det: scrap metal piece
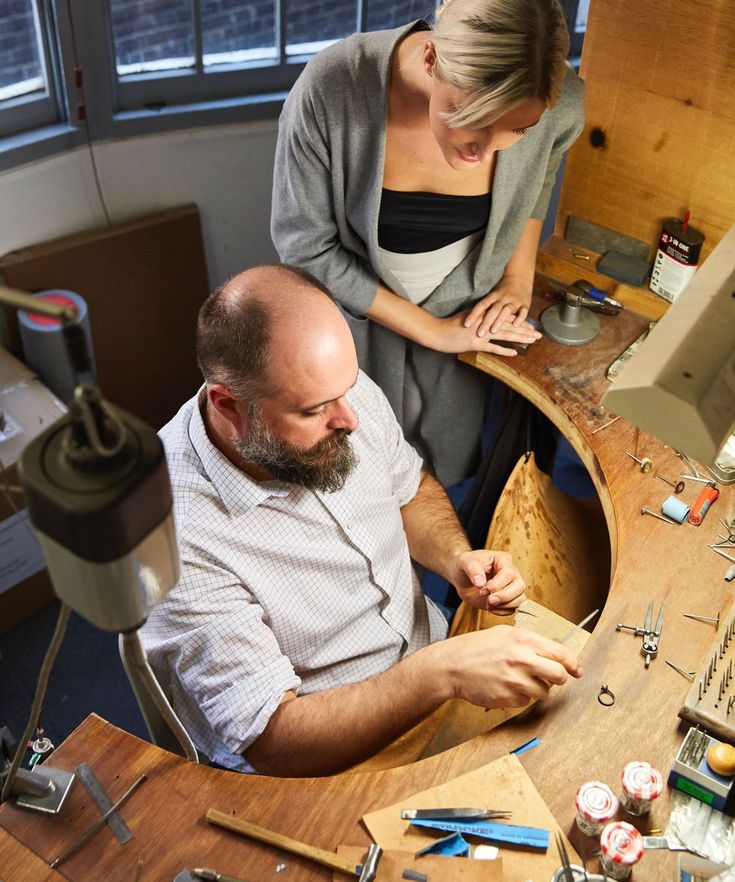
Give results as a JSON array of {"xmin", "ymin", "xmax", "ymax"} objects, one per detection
[
  {"xmin": 358, "ymin": 844, "xmax": 383, "ymax": 882},
  {"xmin": 50, "ymin": 773, "xmax": 147, "ymax": 869},
  {"xmin": 12, "ymin": 765, "xmax": 75, "ymax": 815},
  {"xmin": 75, "ymin": 762, "xmax": 133, "ymax": 844}
]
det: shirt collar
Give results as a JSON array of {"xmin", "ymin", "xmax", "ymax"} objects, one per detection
[{"xmin": 188, "ymin": 387, "xmax": 291, "ymax": 516}]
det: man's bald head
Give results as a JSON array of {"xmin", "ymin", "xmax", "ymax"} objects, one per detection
[{"xmin": 197, "ymin": 264, "xmax": 350, "ymax": 402}]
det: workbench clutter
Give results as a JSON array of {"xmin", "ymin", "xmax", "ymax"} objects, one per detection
[
  {"xmin": 539, "ymin": 278, "xmax": 624, "ymax": 346},
  {"xmin": 361, "ymin": 754, "xmax": 577, "ymax": 880},
  {"xmin": 623, "ymin": 444, "xmax": 735, "ymax": 581},
  {"xmin": 204, "ymin": 807, "xmax": 498, "ymax": 882}
]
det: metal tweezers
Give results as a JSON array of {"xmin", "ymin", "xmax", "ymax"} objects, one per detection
[
  {"xmin": 400, "ymin": 807, "xmax": 512, "ymax": 821},
  {"xmin": 553, "ymin": 830, "xmax": 606, "ymax": 881}
]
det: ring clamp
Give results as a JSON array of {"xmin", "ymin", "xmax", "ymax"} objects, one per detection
[{"xmin": 598, "ymin": 685, "xmax": 615, "ymax": 706}]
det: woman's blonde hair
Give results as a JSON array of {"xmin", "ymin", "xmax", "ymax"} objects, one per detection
[{"xmin": 432, "ymin": 0, "xmax": 570, "ymax": 128}]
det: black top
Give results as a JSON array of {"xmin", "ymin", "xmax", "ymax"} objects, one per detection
[{"xmin": 378, "ymin": 188, "xmax": 491, "ymax": 254}]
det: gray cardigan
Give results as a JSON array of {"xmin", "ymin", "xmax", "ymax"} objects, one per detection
[{"xmin": 271, "ymin": 22, "xmax": 585, "ymax": 486}]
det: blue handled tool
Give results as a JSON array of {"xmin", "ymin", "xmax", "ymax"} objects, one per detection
[{"xmin": 409, "ymin": 817, "xmax": 549, "ymax": 850}]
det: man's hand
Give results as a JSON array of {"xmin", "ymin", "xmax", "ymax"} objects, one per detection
[
  {"xmin": 448, "ymin": 549, "xmax": 527, "ymax": 614},
  {"xmin": 432, "ymin": 625, "xmax": 583, "ymax": 709}
]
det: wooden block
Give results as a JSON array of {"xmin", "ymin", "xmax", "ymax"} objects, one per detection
[
  {"xmin": 679, "ymin": 603, "xmax": 735, "ymax": 743},
  {"xmin": 335, "ymin": 846, "xmax": 503, "ymax": 881},
  {"xmin": 362, "ymin": 753, "xmax": 575, "ymax": 882}
]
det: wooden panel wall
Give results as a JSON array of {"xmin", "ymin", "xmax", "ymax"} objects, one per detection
[
  {"xmin": 557, "ymin": 0, "xmax": 735, "ymax": 262},
  {"xmin": 0, "ymin": 205, "xmax": 209, "ymax": 429}
]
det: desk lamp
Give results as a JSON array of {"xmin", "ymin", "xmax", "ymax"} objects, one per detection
[
  {"xmin": 603, "ymin": 223, "xmax": 735, "ymax": 480},
  {"xmin": 0, "ymin": 286, "xmax": 196, "ymax": 815}
]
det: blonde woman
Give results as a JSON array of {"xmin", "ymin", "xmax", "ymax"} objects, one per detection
[{"xmin": 271, "ymin": 0, "xmax": 584, "ymax": 487}]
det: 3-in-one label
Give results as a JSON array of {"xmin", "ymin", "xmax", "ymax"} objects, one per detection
[{"xmin": 649, "ymin": 218, "xmax": 704, "ymax": 302}]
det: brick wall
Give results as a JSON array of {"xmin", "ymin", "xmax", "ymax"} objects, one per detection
[
  {"xmin": 0, "ymin": 0, "xmax": 436, "ymax": 89},
  {"xmin": 109, "ymin": 0, "xmax": 435, "ymax": 66}
]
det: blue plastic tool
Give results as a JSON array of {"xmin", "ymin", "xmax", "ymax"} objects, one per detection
[
  {"xmin": 415, "ymin": 832, "xmax": 471, "ymax": 857},
  {"xmin": 510, "ymin": 736, "xmax": 541, "ymax": 756},
  {"xmin": 410, "ymin": 818, "xmax": 549, "ymax": 850}
]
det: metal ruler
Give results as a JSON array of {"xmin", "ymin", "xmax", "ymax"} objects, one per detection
[{"xmin": 75, "ymin": 763, "xmax": 134, "ymax": 844}]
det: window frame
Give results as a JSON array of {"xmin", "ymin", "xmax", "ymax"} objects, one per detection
[
  {"xmin": 0, "ymin": 0, "xmax": 66, "ymax": 139},
  {"xmin": 1, "ymin": 0, "xmax": 588, "ymax": 170}
]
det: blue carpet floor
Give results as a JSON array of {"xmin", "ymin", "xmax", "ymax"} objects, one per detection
[{"xmin": 0, "ymin": 601, "xmax": 147, "ymax": 758}]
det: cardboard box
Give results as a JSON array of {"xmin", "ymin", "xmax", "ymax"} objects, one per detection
[{"xmin": 0, "ymin": 347, "xmax": 66, "ymax": 634}]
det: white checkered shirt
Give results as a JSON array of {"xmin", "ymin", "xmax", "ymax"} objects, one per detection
[{"xmin": 142, "ymin": 370, "xmax": 448, "ymax": 771}]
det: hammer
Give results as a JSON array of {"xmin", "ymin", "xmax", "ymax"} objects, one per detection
[{"xmin": 206, "ymin": 808, "xmax": 383, "ymax": 881}]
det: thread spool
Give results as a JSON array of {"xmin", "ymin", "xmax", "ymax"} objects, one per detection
[
  {"xmin": 18, "ymin": 290, "xmax": 96, "ymax": 405},
  {"xmin": 662, "ymin": 495, "xmax": 690, "ymax": 523}
]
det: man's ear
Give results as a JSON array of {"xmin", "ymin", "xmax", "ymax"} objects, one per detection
[
  {"xmin": 423, "ymin": 40, "xmax": 437, "ymax": 77},
  {"xmin": 207, "ymin": 384, "xmax": 247, "ymax": 434}
]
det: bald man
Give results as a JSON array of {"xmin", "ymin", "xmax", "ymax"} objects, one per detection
[{"xmin": 143, "ymin": 265, "xmax": 582, "ymax": 776}]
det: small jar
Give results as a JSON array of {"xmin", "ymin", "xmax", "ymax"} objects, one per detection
[
  {"xmin": 551, "ymin": 867, "xmax": 587, "ymax": 882},
  {"xmin": 600, "ymin": 821, "xmax": 644, "ymax": 879},
  {"xmin": 575, "ymin": 780, "xmax": 619, "ymax": 836},
  {"xmin": 620, "ymin": 761, "xmax": 663, "ymax": 815}
]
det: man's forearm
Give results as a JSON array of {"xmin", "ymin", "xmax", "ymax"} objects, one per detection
[
  {"xmin": 245, "ymin": 643, "xmax": 450, "ymax": 776},
  {"xmin": 245, "ymin": 622, "xmax": 585, "ymax": 776},
  {"xmin": 400, "ymin": 471, "xmax": 471, "ymax": 582}
]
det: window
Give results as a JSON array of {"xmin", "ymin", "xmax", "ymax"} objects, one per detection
[
  {"xmin": 1, "ymin": 0, "xmax": 588, "ymax": 162},
  {"xmin": 0, "ymin": 0, "xmax": 62, "ymax": 137},
  {"xmin": 106, "ymin": 0, "xmax": 434, "ymax": 113}
]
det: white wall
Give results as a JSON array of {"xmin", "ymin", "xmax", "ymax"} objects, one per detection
[{"xmin": 0, "ymin": 119, "xmax": 280, "ymax": 289}]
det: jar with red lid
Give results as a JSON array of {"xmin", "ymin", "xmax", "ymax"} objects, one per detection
[
  {"xmin": 575, "ymin": 780, "xmax": 619, "ymax": 836},
  {"xmin": 620, "ymin": 761, "xmax": 663, "ymax": 815},
  {"xmin": 600, "ymin": 821, "xmax": 644, "ymax": 879}
]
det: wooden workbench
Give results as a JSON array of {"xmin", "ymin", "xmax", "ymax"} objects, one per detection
[{"xmin": 1, "ymin": 291, "xmax": 733, "ymax": 882}]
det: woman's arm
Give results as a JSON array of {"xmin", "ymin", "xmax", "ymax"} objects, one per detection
[
  {"xmin": 368, "ymin": 281, "xmax": 540, "ymax": 356},
  {"xmin": 463, "ymin": 216, "xmax": 543, "ymax": 334}
]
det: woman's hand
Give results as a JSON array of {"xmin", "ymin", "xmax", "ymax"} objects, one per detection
[
  {"xmin": 464, "ymin": 276, "xmax": 534, "ymax": 336},
  {"xmin": 428, "ymin": 309, "xmax": 541, "ymax": 355}
]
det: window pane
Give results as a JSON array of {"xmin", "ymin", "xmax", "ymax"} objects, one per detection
[
  {"xmin": 0, "ymin": 0, "xmax": 45, "ymax": 102},
  {"xmin": 574, "ymin": 0, "xmax": 590, "ymax": 32},
  {"xmin": 366, "ymin": 0, "xmax": 436, "ymax": 31},
  {"xmin": 110, "ymin": 0, "xmax": 195, "ymax": 76},
  {"xmin": 286, "ymin": 0, "xmax": 355, "ymax": 56},
  {"xmin": 201, "ymin": 0, "xmax": 276, "ymax": 67}
]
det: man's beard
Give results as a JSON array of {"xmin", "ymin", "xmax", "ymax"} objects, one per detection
[{"xmin": 234, "ymin": 404, "xmax": 358, "ymax": 492}]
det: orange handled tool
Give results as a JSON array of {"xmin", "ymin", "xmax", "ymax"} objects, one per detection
[{"xmin": 688, "ymin": 484, "xmax": 719, "ymax": 525}]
